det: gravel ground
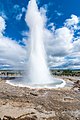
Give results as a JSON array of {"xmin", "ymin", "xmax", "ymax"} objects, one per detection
[{"xmin": 0, "ymin": 77, "xmax": 80, "ymax": 120}]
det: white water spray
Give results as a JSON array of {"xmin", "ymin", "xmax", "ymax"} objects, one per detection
[
  {"xmin": 26, "ymin": 0, "xmax": 52, "ymax": 84},
  {"xmin": 6, "ymin": 0, "xmax": 65, "ymax": 88}
]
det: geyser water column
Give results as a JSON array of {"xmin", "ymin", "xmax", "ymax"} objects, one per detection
[
  {"xmin": 6, "ymin": 0, "xmax": 66, "ymax": 88},
  {"xmin": 26, "ymin": 0, "xmax": 53, "ymax": 85}
]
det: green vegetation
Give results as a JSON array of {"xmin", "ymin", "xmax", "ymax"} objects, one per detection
[
  {"xmin": 0, "ymin": 69, "xmax": 80, "ymax": 77},
  {"xmin": 51, "ymin": 69, "xmax": 80, "ymax": 76},
  {"xmin": 61, "ymin": 70, "xmax": 73, "ymax": 76}
]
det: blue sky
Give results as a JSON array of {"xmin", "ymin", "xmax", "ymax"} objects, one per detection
[
  {"xmin": 1, "ymin": 0, "xmax": 80, "ymax": 41},
  {"xmin": 0, "ymin": 0, "xmax": 80, "ymax": 70}
]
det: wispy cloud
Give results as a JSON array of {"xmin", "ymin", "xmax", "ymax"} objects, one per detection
[
  {"xmin": 0, "ymin": 11, "xmax": 7, "ymax": 20},
  {"xmin": 15, "ymin": 7, "xmax": 26, "ymax": 20},
  {"xmin": 54, "ymin": 10, "xmax": 63, "ymax": 17},
  {"xmin": 13, "ymin": 4, "xmax": 25, "ymax": 21},
  {"xmin": 16, "ymin": 13, "xmax": 22, "ymax": 20},
  {"xmin": 13, "ymin": 4, "xmax": 20, "ymax": 10}
]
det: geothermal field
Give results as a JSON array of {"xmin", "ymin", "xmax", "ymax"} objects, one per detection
[
  {"xmin": 0, "ymin": 75, "xmax": 80, "ymax": 120},
  {"xmin": 0, "ymin": 0, "xmax": 80, "ymax": 120}
]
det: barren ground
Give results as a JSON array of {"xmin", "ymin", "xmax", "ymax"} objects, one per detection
[{"xmin": 0, "ymin": 76, "xmax": 80, "ymax": 120}]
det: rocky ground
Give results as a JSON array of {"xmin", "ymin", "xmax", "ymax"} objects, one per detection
[{"xmin": 0, "ymin": 76, "xmax": 80, "ymax": 120}]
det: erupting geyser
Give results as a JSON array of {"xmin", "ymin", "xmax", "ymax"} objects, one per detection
[
  {"xmin": 26, "ymin": 0, "xmax": 53, "ymax": 85},
  {"xmin": 6, "ymin": 0, "xmax": 66, "ymax": 88}
]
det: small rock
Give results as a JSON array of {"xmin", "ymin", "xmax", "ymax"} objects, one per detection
[
  {"xmin": 3, "ymin": 116, "xmax": 15, "ymax": 120},
  {"xmin": 30, "ymin": 92, "xmax": 38, "ymax": 96},
  {"xmin": 63, "ymin": 97, "xmax": 74, "ymax": 102}
]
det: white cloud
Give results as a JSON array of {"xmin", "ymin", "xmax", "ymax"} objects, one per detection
[
  {"xmin": 65, "ymin": 14, "xmax": 79, "ymax": 25},
  {"xmin": 16, "ymin": 13, "xmax": 22, "ymax": 20},
  {"xmin": 73, "ymin": 39, "xmax": 80, "ymax": 52},
  {"xmin": 15, "ymin": 7, "xmax": 26, "ymax": 20},
  {"xmin": 48, "ymin": 56, "xmax": 66, "ymax": 68},
  {"xmin": 0, "ymin": 12, "xmax": 7, "ymax": 20},
  {"xmin": 48, "ymin": 23, "xmax": 55, "ymax": 31},
  {"xmin": 22, "ymin": 7, "xmax": 26, "ymax": 12},
  {"xmin": 45, "ymin": 27, "xmax": 73, "ymax": 57},
  {"xmin": 13, "ymin": 4, "xmax": 24, "ymax": 21},
  {"xmin": 21, "ymin": 31, "xmax": 29, "ymax": 37},
  {"xmin": 67, "ymin": 39, "xmax": 80, "ymax": 69},
  {"xmin": 0, "ymin": 16, "xmax": 6, "ymax": 34},
  {"xmin": 42, "ymin": 14, "xmax": 80, "ymax": 69},
  {"xmin": 43, "ymin": 26, "xmax": 74, "ymax": 68},
  {"xmin": 0, "ymin": 16, "xmax": 26, "ymax": 69},
  {"xmin": 64, "ymin": 14, "xmax": 80, "ymax": 31},
  {"xmin": 0, "ymin": 36, "xmax": 26, "ymax": 69},
  {"xmin": 13, "ymin": 4, "xmax": 20, "ymax": 9},
  {"xmin": 54, "ymin": 10, "xmax": 63, "ymax": 16}
]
